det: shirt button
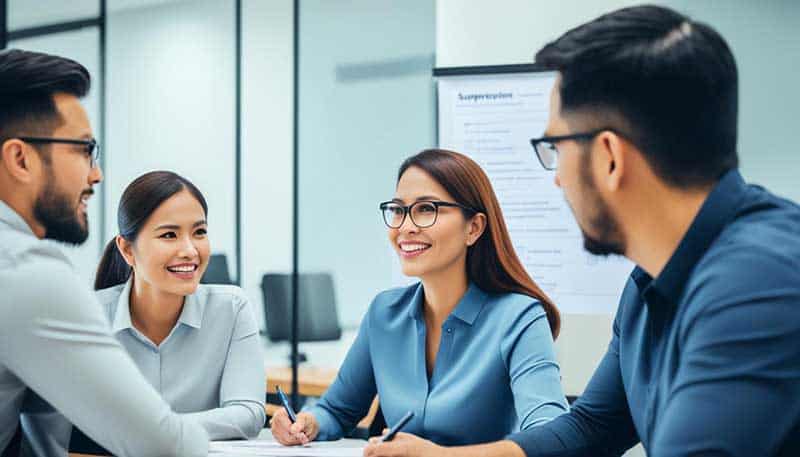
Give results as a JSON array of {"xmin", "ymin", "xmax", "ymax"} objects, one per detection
[{"xmin": 446, "ymin": 328, "xmax": 452, "ymax": 334}]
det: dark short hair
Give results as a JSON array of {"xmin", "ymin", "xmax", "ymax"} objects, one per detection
[
  {"xmin": 0, "ymin": 49, "xmax": 91, "ymax": 139},
  {"xmin": 535, "ymin": 5, "xmax": 739, "ymax": 187}
]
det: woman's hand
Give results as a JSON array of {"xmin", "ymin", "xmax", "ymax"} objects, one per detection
[
  {"xmin": 269, "ymin": 409, "xmax": 320, "ymax": 445},
  {"xmin": 363, "ymin": 432, "xmax": 445, "ymax": 457}
]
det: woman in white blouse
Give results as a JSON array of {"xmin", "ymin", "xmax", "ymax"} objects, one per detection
[{"xmin": 24, "ymin": 171, "xmax": 265, "ymax": 455}]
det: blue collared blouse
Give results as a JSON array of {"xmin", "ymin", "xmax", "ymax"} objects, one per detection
[{"xmin": 309, "ymin": 282, "xmax": 568, "ymax": 445}]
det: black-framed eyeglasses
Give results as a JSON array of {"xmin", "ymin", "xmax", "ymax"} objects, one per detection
[
  {"xmin": 379, "ymin": 200, "xmax": 479, "ymax": 229},
  {"xmin": 16, "ymin": 136, "xmax": 101, "ymax": 168},
  {"xmin": 530, "ymin": 128, "xmax": 621, "ymax": 171}
]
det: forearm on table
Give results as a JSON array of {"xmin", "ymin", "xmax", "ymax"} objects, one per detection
[{"xmin": 184, "ymin": 402, "xmax": 265, "ymax": 439}]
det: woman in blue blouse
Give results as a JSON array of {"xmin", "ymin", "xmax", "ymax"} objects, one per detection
[{"xmin": 271, "ymin": 149, "xmax": 568, "ymax": 447}]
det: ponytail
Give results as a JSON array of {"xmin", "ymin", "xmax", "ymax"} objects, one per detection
[{"xmin": 94, "ymin": 238, "xmax": 132, "ymax": 290}]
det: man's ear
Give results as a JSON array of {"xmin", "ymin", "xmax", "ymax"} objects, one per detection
[
  {"xmin": 1, "ymin": 139, "xmax": 38, "ymax": 183},
  {"xmin": 466, "ymin": 212, "xmax": 487, "ymax": 247},
  {"xmin": 596, "ymin": 131, "xmax": 627, "ymax": 192},
  {"xmin": 115, "ymin": 235, "xmax": 136, "ymax": 267}
]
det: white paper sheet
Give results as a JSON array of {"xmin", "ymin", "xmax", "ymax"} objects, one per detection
[{"xmin": 209, "ymin": 439, "xmax": 365, "ymax": 457}]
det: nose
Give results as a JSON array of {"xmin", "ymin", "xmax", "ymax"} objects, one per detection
[
  {"xmin": 89, "ymin": 163, "xmax": 103, "ymax": 185},
  {"xmin": 177, "ymin": 235, "xmax": 199, "ymax": 259},
  {"xmin": 554, "ymin": 169, "xmax": 562, "ymax": 188},
  {"xmin": 397, "ymin": 214, "xmax": 419, "ymax": 234}
]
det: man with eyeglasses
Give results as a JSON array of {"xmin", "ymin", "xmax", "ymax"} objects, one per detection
[
  {"xmin": 365, "ymin": 5, "xmax": 800, "ymax": 457},
  {"xmin": 0, "ymin": 49, "xmax": 208, "ymax": 456}
]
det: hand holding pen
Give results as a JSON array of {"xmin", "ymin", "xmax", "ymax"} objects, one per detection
[
  {"xmin": 270, "ymin": 385, "xmax": 320, "ymax": 446},
  {"xmin": 365, "ymin": 411, "xmax": 446, "ymax": 457}
]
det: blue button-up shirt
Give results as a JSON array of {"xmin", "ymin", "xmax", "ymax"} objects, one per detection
[
  {"xmin": 509, "ymin": 170, "xmax": 800, "ymax": 457},
  {"xmin": 309, "ymin": 282, "xmax": 568, "ymax": 445}
]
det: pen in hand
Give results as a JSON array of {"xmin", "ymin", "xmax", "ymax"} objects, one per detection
[
  {"xmin": 276, "ymin": 385, "xmax": 297, "ymax": 423},
  {"xmin": 382, "ymin": 411, "xmax": 415, "ymax": 442}
]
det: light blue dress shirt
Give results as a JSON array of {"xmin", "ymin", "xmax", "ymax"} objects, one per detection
[
  {"xmin": 0, "ymin": 200, "xmax": 208, "ymax": 457},
  {"xmin": 99, "ymin": 279, "xmax": 267, "ymax": 439},
  {"xmin": 308, "ymin": 282, "xmax": 568, "ymax": 445},
  {"xmin": 22, "ymin": 279, "xmax": 266, "ymax": 455}
]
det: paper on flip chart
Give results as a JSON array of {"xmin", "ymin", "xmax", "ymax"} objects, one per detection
[
  {"xmin": 435, "ymin": 71, "xmax": 633, "ymax": 314},
  {"xmin": 209, "ymin": 440, "xmax": 365, "ymax": 457}
]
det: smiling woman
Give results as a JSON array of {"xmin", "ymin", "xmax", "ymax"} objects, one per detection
[
  {"xmin": 270, "ymin": 149, "xmax": 568, "ymax": 450},
  {"xmin": 23, "ymin": 171, "xmax": 266, "ymax": 452}
]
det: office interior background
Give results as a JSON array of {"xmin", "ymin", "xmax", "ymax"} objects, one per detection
[{"xmin": 3, "ymin": 1, "xmax": 799, "ymax": 454}]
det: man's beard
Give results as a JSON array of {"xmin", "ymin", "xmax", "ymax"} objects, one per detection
[
  {"xmin": 576, "ymin": 154, "xmax": 625, "ymax": 257},
  {"xmin": 580, "ymin": 198, "xmax": 625, "ymax": 256},
  {"xmin": 34, "ymin": 168, "xmax": 90, "ymax": 245}
]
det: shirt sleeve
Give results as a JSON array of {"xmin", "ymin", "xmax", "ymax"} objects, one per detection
[
  {"xmin": 184, "ymin": 294, "xmax": 266, "ymax": 439},
  {"xmin": 499, "ymin": 302, "xmax": 569, "ymax": 429},
  {"xmin": 647, "ymin": 248, "xmax": 800, "ymax": 457},
  {"xmin": 506, "ymin": 284, "xmax": 640, "ymax": 456},
  {"xmin": 306, "ymin": 310, "xmax": 376, "ymax": 441},
  {"xmin": 0, "ymin": 251, "xmax": 208, "ymax": 457}
]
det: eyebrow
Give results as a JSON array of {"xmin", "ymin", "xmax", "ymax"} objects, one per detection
[
  {"xmin": 154, "ymin": 220, "xmax": 207, "ymax": 231},
  {"xmin": 391, "ymin": 195, "xmax": 442, "ymax": 204}
]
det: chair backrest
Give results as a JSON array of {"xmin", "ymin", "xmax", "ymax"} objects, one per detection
[
  {"xmin": 201, "ymin": 254, "xmax": 233, "ymax": 284},
  {"xmin": 261, "ymin": 272, "xmax": 342, "ymax": 343}
]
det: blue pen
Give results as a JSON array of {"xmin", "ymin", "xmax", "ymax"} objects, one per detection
[
  {"xmin": 276, "ymin": 385, "xmax": 298, "ymax": 423},
  {"xmin": 382, "ymin": 411, "xmax": 415, "ymax": 442}
]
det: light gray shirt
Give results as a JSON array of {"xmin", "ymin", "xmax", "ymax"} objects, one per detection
[
  {"xmin": 99, "ymin": 279, "xmax": 267, "ymax": 439},
  {"xmin": 22, "ymin": 266, "xmax": 267, "ymax": 456},
  {"xmin": 0, "ymin": 200, "xmax": 208, "ymax": 457}
]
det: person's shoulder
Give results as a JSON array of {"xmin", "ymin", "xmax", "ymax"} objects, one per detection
[
  {"xmin": 486, "ymin": 290, "xmax": 548, "ymax": 323},
  {"xmin": 0, "ymin": 242, "xmax": 101, "ymax": 328},
  {"xmin": 0, "ymin": 235, "xmax": 73, "ymax": 273},
  {"xmin": 727, "ymin": 183, "xmax": 800, "ymax": 249},
  {"xmin": 370, "ymin": 283, "xmax": 419, "ymax": 308},
  {"xmin": 0, "ymin": 239, "xmax": 79, "ymax": 299},
  {"xmin": 364, "ymin": 283, "xmax": 420, "ymax": 320},
  {"xmin": 702, "ymin": 185, "xmax": 800, "ymax": 284},
  {"xmin": 94, "ymin": 283, "xmax": 127, "ymax": 309},
  {"xmin": 194, "ymin": 283, "xmax": 250, "ymax": 312},
  {"xmin": 685, "ymin": 192, "xmax": 800, "ymax": 319}
]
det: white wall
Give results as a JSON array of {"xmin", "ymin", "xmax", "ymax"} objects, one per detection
[
  {"xmin": 296, "ymin": 0, "xmax": 436, "ymax": 327},
  {"xmin": 105, "ymin": 0, "xmax": 238, "ymax": 279},
  {"xmin": 241, "ymin": 0, "xmax": 295, "ymax": 330}
]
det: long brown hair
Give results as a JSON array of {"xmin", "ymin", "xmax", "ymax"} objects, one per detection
[{"xmin": 398, "ymin": 149, "xmax": 561, "ymax": 339}]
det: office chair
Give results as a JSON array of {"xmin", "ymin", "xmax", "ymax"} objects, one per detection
[
  {"xmin": 201, "ymin": 254, "xmax": 234, "ymax": 284},
  {"xmin": 261, "ymin": 272, "xmax": 343, "ymax": 346}
]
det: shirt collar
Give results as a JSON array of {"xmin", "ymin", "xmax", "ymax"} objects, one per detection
[
  {"xmin": 644, "ymin": 169, "xmax": 747, "ymax": 307},
  {"xmin": 178, "ymin": 292, "xmax": 204, "ymax": 329},
  {"xmin": 0, "ymin": 200, "xmax": 36, "ymax": 236},
  {"xmin": 408, "ymin": 281, "xmax": 489, "ymax": 326},
  {"xmin": 111, "ymin": 277, "xmax": 205, "ymax": 333},
  {"xmin": 111, "ymin": 279, "xmax": 135, "ymax": 333}
]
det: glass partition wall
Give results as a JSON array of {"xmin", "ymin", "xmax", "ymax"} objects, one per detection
[{"xmin": 3, "ymin": 0, "xmax": 242, "ymax": 285}]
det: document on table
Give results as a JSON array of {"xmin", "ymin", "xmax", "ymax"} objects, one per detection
[{"xmin": 208, "ymin": 440, "xmax": 365, "ymax": 457}]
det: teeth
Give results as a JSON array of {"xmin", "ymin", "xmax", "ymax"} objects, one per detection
[
  {"xmin": 168, "ymin": 265, "xmax": 195, "ymax": 273},
  {"xmin": 400, "ymin": 244, "xmax": 430, "ymax": 252}
]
